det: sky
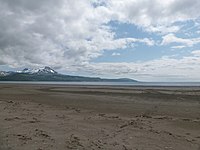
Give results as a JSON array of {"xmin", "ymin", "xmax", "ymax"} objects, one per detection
[{"xmin": 0, "ymin": 0, "xmax": 200, "ymax": 82}]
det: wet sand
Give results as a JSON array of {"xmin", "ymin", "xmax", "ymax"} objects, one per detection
[{"xmin": 0, "ymin": 84, "xmax": 200, "ymax": 150}]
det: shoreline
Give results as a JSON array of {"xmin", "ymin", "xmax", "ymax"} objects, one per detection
[{"xmin": 1, "ymin": 81, "xmax": 200, "ymax": 87}]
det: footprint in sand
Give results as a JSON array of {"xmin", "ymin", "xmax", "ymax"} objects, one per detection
[
  {"xmin": 35, "ymin": 129, "xmax": 51, "ymax": 139},
  {"xmin": 4, "ymin": 117, "xmax": 25, "ymax": 121},
  {"xmin": 26, "ymin": 117, "xmax": 40, "ymax": 123},
  {"xmin": 17, "ymin": 134, "xmax": 32, "ymax": 141},
  {"xmin": 66, "ymin": 134, "xmax": 83, "ymax": 149}
]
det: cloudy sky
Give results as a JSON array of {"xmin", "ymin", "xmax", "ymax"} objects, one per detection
[{"xmin": 0, "ymin": 0, "xmax": 200, "ymax": 81}]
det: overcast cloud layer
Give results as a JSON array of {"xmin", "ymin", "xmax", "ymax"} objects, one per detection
[{"xmin": 0, "ymin": 0, "xmax": 200, "ymax": 81}]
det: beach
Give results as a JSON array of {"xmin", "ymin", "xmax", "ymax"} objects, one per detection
[{"xmin": 0, "ymin": 84, "xmax": 200, "ymax": 150}]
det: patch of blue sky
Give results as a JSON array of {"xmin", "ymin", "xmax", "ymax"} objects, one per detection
[
  {"xmin": 93, "ymin": 45, "xmax": 172, "ymax": 63},
  {"xmin": 93, "ymin": 21, "xmax": 187, "ymax": 63},
  {"xmin": 109, "ymin": 21, "xmax": 159, "ymax": 39}
]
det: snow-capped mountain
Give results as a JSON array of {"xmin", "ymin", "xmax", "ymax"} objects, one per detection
[
  {"xmin": 0, "ymin": 67, "xmax": 137, "ymax": 82},
  {"xmin": 0, "ymin": 71, "xmax": 10, "ymax": 76},
  {"xmin": 19, "ymin": 66, "xmax": 57, "ymax": 74}
]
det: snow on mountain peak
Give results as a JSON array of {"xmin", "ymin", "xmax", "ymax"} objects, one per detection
[
  {"xmin": 38, "ymin": 66, "xmax": 57, "ymax": 74},
  {"xmin": 0, "ymin": 71, "xmax": 9, "ymax": 76},
  {"xmin": 20, "ymin": 67, "xmax": 57, "ymax": 74}
]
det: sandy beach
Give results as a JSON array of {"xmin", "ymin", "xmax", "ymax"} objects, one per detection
[{"xmin": 0, "ymin": 84, "xmax": 200, "ymax": 150}]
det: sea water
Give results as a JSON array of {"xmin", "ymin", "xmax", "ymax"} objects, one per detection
[{"xmin": 0, "ymin": 81, "xmax": 200, "ymax": 87}]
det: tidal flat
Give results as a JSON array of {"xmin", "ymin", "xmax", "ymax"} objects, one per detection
[{"xmin": 0, "ymin": 84, "xmax": 200, "ymax": 150}]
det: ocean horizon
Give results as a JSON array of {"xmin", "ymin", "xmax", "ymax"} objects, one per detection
[{"xmin": 1, "ymin": 81, "xmax": 200, "ymax": 87}]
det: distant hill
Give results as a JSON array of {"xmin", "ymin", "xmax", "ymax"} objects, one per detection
[{"xmin": 0, "ymin": 67, "xmax": 138, "ymax": 82}]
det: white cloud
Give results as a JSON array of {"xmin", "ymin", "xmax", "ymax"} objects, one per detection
[
  {"xmin": 191, "ymin": 50, "xmax": 200, "ymax": 56},
  {"xmin": 104, "ymin": 0, "xmax": 200, "ymax": 33},
  {"xmin": 161, "ymin": 33, "xmax": 200, "ymax": 47},
  {"xmin": 112, "ymin": 52, "xmax": 121, "ymax": 56},
  {"xmin": 0, "ymin": 0, "xmax": 154, "ymax": 69},
  {"xmin": 146, "ymin": 25, "xmax": 181, "ymax": 34},
  {"xmin": 171, "ymin": 45, "xmax": 186, "ymax": 49},
  {"xmin": 82, "ymin": 51, "xmax": 200, "ymax": 81}
]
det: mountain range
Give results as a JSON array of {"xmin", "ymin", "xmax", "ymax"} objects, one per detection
[{"xmin": 0, "ymin": 66, "xmax": 137, "ymax": 82}]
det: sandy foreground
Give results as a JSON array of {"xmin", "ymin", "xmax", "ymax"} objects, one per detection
[{"xmin": 0, "ymin": 84, "xmax": 200, "ymax": 150}]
